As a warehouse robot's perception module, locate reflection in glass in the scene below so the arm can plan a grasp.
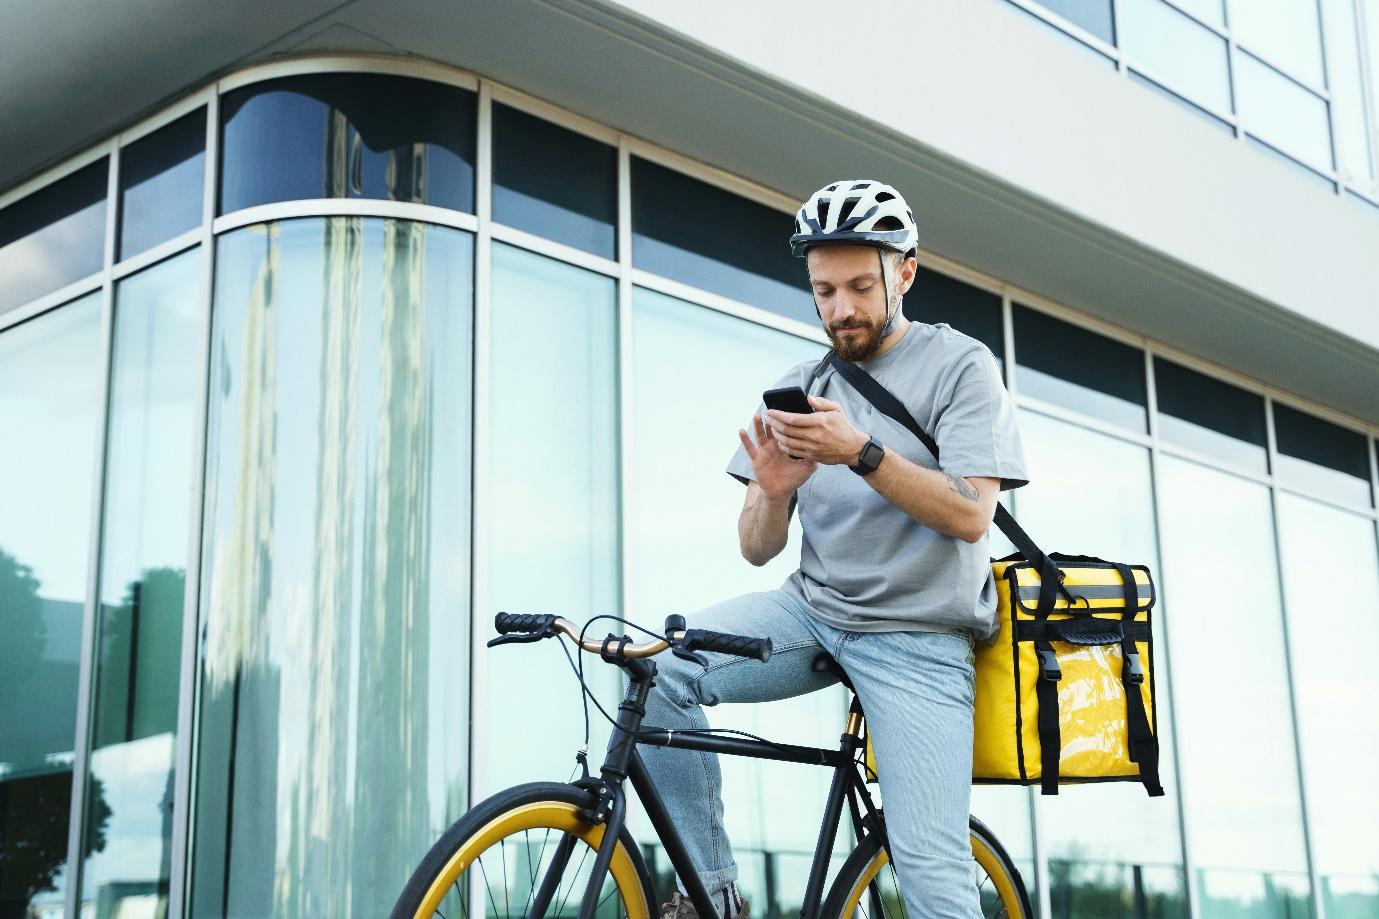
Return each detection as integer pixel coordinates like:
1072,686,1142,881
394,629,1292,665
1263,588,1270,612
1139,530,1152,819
0,294,102,918
219,74,476,214
1320,0,1373,184
1227,0,1325,85
1153,357,1267,472
1121,0,1232,113
906,267,1005,366
631,287,857,902
485,242,618,793
631,157,812,325
191,218,472,917
1012,410,1186,918
1037,0,1116,43
0,159,107,315
1235,52,1334,170
1277,495,1379,919
78,249,200,915
1272,403,1372,507
1157,456,1311,916
493,104,617,258
1013,305,1148,431
119,108,206,260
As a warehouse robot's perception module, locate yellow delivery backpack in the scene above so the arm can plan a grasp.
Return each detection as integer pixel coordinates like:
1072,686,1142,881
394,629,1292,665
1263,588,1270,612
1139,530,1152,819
818,354,1163,797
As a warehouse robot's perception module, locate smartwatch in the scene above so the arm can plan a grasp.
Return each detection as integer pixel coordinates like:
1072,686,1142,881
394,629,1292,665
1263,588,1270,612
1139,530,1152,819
852,436,885,477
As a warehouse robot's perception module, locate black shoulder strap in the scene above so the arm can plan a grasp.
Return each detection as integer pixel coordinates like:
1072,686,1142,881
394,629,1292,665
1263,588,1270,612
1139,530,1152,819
827,354,1067,612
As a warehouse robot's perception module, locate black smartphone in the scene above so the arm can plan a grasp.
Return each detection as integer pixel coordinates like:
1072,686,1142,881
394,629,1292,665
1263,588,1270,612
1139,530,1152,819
762,386,813,415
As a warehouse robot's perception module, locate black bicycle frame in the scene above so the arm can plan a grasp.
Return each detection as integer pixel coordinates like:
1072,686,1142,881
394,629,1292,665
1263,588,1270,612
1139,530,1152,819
558,656,883,919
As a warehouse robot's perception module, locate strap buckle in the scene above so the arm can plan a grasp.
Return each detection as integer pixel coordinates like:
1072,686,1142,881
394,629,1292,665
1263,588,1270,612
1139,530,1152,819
1124,650,1145,684
1038,648,1062,681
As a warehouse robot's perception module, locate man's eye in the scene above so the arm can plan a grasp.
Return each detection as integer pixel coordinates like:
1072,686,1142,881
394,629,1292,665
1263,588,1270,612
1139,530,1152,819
854,285,874,294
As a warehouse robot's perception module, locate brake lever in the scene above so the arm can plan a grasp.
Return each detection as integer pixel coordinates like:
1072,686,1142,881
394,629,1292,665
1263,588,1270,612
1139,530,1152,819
671,645,709,668
487,632,549,648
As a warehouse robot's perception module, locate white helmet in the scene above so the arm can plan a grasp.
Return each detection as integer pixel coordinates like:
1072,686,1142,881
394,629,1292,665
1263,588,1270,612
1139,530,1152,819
789,180,917,258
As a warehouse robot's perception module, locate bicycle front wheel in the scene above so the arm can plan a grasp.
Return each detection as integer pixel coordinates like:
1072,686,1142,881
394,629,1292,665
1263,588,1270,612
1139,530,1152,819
820,815,1032,919
391,782,656,919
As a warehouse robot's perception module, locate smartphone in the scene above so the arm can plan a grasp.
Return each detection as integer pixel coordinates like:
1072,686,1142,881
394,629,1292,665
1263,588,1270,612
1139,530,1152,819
762,386,813,415
762,386,812,460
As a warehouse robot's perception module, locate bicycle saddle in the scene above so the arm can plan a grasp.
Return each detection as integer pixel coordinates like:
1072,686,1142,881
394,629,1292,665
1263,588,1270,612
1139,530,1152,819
811,652,854,690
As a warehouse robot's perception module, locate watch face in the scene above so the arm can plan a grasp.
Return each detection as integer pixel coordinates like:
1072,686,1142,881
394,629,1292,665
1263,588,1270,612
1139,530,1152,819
859,439,884,473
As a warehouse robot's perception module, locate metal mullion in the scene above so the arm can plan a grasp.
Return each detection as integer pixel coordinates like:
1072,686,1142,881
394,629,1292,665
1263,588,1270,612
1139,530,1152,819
112,228,203,281
1274,482,1379,519
0,140,113,211
1356,0,1379,195
1264,395,1328,919
1155,441,1274,488
1370,435,1379,511
116,88,212,148
0,272,105,333
1014,395,1154,447
622,139,798,215
1122,60,1242,126
212,199,480,236
616,135,634,659
1158,0,1229,37
1235,42,1334,100
63,142,121,919
489,82,620,146
1144,349,1200,919
1002,0,1122,62
168,85,218,919
467,81,494,919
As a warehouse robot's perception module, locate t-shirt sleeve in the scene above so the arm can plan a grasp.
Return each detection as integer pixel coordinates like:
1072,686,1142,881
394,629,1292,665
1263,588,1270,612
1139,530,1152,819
932,346,1029,491
725,361,817,486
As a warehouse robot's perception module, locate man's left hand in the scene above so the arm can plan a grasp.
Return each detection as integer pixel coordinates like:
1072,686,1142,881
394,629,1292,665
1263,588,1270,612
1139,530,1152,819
764,395,869,466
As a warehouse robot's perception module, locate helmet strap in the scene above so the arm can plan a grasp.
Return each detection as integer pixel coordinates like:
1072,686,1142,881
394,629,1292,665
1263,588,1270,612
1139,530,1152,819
879,249,900,337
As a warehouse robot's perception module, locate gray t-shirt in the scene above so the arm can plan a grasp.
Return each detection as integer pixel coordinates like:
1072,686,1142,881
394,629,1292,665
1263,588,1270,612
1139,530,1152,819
726,322,1028,641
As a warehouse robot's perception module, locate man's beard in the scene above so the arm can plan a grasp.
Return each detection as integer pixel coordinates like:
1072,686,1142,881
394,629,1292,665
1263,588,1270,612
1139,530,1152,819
827,311,886,362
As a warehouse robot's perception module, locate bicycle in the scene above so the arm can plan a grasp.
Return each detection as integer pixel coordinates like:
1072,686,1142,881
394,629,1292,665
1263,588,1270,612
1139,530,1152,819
391,613,1033,919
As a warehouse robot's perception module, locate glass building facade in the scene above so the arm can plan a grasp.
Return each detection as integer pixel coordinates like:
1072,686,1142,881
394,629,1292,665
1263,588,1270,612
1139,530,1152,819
1008,0,1379,208
1,58,1377,919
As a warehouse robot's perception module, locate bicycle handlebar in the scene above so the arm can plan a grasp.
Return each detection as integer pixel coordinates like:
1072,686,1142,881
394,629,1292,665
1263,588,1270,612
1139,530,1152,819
492,612,772,663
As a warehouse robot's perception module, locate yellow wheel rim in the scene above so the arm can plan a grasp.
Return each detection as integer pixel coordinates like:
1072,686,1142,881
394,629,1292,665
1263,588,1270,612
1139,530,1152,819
414,801,651,919
838,832,1023,918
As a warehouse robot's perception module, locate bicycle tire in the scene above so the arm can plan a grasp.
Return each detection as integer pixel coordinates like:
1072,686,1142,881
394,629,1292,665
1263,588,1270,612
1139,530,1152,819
391,782,656,919
819,815,1033,919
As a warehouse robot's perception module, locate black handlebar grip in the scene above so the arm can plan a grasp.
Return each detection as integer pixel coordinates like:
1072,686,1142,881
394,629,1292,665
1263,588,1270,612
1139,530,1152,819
680,629,773,663
494,612,556,634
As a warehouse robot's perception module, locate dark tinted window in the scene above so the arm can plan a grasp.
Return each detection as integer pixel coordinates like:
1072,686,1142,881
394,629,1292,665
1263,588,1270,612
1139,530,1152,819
219,74,475,214
631,157,811,323
493,104,616,258
119,108,206,259
1014,304,1147,430
1154,357,1268,472
0,159,107,315
1273,403,1372,507
1037,0,1116,43
905,267,1004,365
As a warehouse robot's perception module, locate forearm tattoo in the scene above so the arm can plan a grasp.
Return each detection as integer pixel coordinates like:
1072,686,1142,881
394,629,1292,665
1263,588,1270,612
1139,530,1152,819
945,472,979,502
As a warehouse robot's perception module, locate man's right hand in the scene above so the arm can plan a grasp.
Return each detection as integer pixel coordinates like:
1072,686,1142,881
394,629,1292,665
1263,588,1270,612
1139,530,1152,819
738,413,817,498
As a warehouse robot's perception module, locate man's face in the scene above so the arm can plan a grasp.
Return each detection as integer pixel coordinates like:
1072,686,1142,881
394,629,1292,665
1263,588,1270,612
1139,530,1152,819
806,245,911,362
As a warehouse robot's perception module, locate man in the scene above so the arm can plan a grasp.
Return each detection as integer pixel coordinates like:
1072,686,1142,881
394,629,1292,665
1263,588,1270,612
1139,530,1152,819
642,180,1028,919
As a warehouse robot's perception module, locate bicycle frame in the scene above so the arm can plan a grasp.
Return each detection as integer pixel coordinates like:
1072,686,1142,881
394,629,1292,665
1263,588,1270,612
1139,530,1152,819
553,655,886,919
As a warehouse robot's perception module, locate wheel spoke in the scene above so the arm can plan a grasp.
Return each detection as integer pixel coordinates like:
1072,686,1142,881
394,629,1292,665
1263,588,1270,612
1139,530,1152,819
476,854,504,919
502,838,511,919
554,842,594,918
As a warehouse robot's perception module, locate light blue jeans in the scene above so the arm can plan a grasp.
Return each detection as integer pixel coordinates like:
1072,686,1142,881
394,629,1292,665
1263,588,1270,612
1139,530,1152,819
639,589,982,919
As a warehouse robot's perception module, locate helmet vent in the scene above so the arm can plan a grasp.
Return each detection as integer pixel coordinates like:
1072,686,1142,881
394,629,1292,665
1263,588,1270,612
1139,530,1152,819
818,200,832,230
875,191,895,203
837,196,862,224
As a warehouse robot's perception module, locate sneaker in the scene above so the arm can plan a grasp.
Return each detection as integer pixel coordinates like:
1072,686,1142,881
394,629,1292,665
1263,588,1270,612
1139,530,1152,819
658,890,749,919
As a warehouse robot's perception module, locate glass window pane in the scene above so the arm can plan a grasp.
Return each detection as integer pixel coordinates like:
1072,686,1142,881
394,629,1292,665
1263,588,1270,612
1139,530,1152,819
1122,0,1233,113
1012,410,1186,918
119,109,206,260
1228,0,1325,85
631,157,812,324
0,293,103,918
1013,305,1148,431
1157,456,1312,916
493,104,616,258
907,267,1005,366
1037,0,1117,43
219,74,475,214
1321,0,1374,183
0,159,107,315
191,218,472,916
77,249,200,915
484,242,618,792
1277,496,1379,918
1236,51,1334,169
630,287,865,901
1171,0,1224,27
1272,402,1372,507
1153,357,1268,472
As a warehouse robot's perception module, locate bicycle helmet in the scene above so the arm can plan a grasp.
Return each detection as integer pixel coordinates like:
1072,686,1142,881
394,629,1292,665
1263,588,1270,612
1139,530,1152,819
789,180,917,258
